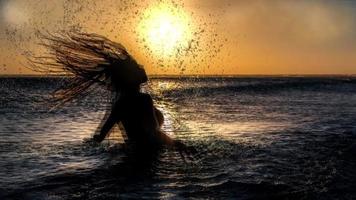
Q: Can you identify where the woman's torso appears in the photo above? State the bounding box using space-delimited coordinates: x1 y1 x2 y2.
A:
113 92 160 146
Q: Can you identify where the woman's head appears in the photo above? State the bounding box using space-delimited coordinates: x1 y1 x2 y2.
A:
109 54 148 91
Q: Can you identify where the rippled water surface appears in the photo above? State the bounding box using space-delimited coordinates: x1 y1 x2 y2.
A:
1 76 356 199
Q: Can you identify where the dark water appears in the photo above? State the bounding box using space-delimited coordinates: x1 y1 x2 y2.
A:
1 76 356 199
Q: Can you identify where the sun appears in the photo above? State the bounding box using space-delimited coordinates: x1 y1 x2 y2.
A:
137 3 192 58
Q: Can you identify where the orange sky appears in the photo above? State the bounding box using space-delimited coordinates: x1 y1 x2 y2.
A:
0 0 356 75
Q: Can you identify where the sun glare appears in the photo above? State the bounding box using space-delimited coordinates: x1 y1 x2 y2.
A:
137 3 192 57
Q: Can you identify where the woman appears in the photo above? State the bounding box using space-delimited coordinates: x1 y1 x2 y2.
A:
92 53 182 150
30 31 189 153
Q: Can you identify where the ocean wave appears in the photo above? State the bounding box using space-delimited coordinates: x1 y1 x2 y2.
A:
159 77 356 98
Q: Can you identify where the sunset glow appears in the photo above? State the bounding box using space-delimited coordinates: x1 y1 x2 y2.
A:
0 0 356 75
137 3 192 57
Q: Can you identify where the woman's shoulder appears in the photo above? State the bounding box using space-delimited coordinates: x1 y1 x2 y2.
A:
130 93 153 108
138 92 153 102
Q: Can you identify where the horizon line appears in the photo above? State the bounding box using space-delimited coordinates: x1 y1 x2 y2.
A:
1 73 356 78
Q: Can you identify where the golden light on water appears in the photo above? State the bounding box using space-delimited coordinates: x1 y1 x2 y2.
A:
137 3 193 58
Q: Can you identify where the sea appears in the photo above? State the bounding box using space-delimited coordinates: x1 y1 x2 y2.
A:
0 76 356 200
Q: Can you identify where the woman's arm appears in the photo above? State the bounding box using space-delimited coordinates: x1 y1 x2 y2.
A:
156 130 175 146
93 102 121 143
93 112 117 142
150 99 196 155
123 93 195 157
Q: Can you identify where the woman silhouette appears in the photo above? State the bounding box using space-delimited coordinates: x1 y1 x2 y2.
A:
30 32 189 153
92 53 183 150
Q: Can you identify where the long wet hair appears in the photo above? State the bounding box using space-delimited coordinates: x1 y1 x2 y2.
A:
28 31 147 108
